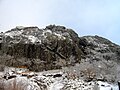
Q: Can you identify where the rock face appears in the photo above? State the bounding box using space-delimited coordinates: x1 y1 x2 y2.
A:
79 36 120 82
0 25 120 89
0 25 120 82
0 25 82 71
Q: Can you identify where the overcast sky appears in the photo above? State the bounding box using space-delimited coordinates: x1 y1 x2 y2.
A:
0 0 120 45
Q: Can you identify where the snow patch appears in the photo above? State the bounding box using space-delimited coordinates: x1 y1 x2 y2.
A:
50 82 64 90
5 30 23 38
27 35 41 43
53 32 66 40
98 81 119 90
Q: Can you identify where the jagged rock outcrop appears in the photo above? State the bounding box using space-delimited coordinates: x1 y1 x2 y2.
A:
0 25 82 71
0 25 120 81
0 25 120 89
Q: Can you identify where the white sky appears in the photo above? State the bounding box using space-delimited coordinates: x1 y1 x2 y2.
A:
0 0 120 44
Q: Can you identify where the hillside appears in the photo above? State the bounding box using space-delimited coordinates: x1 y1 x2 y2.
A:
0 25 120 90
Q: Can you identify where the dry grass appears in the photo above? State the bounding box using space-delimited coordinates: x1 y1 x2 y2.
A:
81 68 96 82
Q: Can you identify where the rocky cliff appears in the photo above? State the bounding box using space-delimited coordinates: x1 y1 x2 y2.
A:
0 25 120 90
0 25 82 71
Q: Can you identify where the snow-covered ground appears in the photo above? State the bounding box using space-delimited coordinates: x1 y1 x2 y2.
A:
98 81 119 90
0 67 119 90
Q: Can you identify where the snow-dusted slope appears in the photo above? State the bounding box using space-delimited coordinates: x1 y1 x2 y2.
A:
4 26 72 44
0 67 119 90
79 36 120 82
0 25 82 71
0 25 120 90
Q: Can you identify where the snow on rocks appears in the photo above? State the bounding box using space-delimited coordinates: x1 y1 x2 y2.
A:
3 25 73 45
5 30 23 38
0 67 119 90
97 81 119 90
27 35 41 43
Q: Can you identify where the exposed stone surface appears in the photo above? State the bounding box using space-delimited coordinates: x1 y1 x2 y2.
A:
0 25 120 87
0 25 82 71
79 35 120 82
